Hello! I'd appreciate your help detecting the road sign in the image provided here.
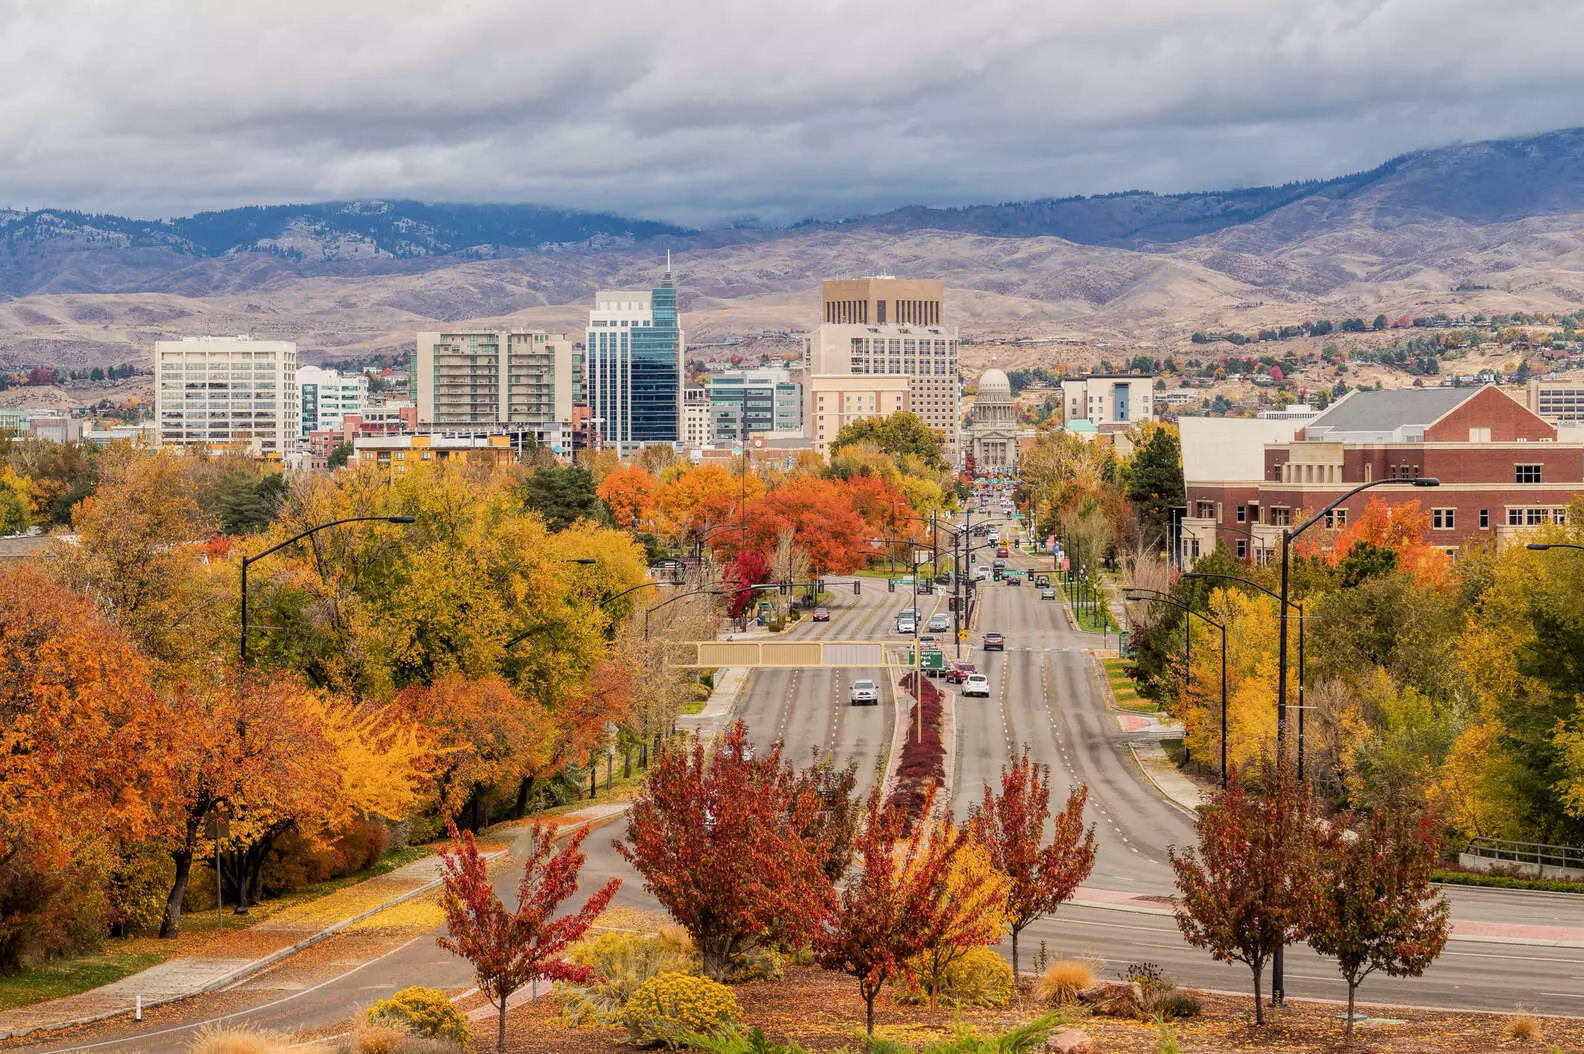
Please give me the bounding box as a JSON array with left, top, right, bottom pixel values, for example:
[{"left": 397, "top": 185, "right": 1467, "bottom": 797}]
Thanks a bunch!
[{"left": 958, "top": 629, "right": 968, "bottom": 641}]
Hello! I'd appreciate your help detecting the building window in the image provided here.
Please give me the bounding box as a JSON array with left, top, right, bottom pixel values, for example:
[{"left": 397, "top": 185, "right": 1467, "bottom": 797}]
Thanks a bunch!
[
  {"left": 1323, "top": 508, "right": 1348, "bottom": 528},
  {"left": 1516, "top": 464, "right": 1542, "bottom": 483},
  {"left": 1507, "top": 508, "right": 1524, "bottom": 527},
  {"left": 1236, "top": 539, "right": 1248, "bottom": 559},
  {"left": 1553, "top": 508, "right": 1569, "bottom": 524},
  {"left": 1236, "top": 505, "right": 1246, "bottom": 523},
  {"left": 1195, "top": 501, "right": 1215, "bottom": 518},
  {"left": 1271, "top": 507, "right": 1291, "bottom": 526},
  {"left": 1432, "top": 508, "right": 1455, "bottom": 530},
  {"left": 1479, "top": 508, "right": 1489, "bottom": 529}
]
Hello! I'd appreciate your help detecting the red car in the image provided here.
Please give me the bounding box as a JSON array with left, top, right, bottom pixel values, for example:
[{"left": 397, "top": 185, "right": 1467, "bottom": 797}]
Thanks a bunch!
[
  {"left": 946, "top": 662, "right": 978, "bottom": 684},
  {"left": 812, "top": 607, "right": 831, "bottom": 622},
  {"left": 995, "top": 546, "right": 1010, "bottom": 558}
]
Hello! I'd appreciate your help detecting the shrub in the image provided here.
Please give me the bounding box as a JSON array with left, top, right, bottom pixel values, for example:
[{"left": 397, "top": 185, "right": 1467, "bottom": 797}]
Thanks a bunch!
[
  {"left": 726, "top": 943, "right": 786, "bottom": 984},
  {"left": 622, "top": 971, "right": 742, "bottom": 1048},
  {"left": 263, "top": 820, "right": 390, "bottom": 895},
  {"left": 682, "top": 1027, "right": 814, "bottom": 1054},
  {"left": 353, "top": 1023, "right": 406, "bottom": 1054},
  {"left": 1507, "top": 1011, "right": 1542, "bottom": 1042},
  {"left": 898, "top": 947, "right": 1014, "bottom": 1008},
  {"left": 189, "top": 1025, "right": 295, "bottom": 1054},
  {"left": 1153, "top": 990, "right": 1202, "bottom": 1019},
  {"left": 1122, "top": 961, "right": 1171, "bottom": 1004},
  {"left": 365, "top": 986, "right": 472, "bottom": 1047},
  {"left": 1033, "top": 960, "right": 1094, "bottom": 1006},
  {"left": 558, "top": 930, "right": 697, "bottom": 1025}
]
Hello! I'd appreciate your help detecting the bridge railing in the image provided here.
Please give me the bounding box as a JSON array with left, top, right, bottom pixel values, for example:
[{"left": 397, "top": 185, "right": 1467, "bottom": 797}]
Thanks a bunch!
[{"left": 1464, "top": 836, "right": 1584, "bottom": 874}]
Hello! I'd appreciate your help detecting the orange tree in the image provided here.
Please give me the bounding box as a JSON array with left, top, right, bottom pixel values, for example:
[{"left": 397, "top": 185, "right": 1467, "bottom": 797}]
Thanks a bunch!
[
  {"left": 733, "top": 477, "right": 870, "bottom": 574},
  {"left": 973, "top": 751, "right": 1097, "bottom": 976},
  {"left": 617, "top": 721, "right": 834, "bottom": 980},
  {"left": 439, "top": 821, "right": 618, "bottom": 1053},
  {"left": 597, "top": 465, "right": 658, "bottom": 529}
]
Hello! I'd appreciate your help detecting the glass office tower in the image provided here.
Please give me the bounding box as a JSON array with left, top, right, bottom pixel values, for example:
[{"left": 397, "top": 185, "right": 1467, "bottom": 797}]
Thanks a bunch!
[{"left": 586, "top": 266, "right": 683, "bottom": 452}]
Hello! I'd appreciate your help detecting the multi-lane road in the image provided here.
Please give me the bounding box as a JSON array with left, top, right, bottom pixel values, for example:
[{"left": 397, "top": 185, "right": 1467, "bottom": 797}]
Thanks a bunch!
[{"left": 22, "top": 529, "right": 1584, "bottom": 1051}]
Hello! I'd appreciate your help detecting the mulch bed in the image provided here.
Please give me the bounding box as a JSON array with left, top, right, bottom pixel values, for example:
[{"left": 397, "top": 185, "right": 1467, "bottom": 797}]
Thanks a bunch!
[
  {"left": 888, "top": 672, "right": 946, "bottom": 823},
  {"left": 500, "top": 966, "right": 1584, "bottom": 1054}
]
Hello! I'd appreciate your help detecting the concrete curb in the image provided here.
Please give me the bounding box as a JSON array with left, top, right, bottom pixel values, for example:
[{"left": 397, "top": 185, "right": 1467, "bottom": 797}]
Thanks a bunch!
[
  {"left": 1126, "top": 742, "right": 1200, "bottom": 821},
  {"left": 0, "top": 812, "right": 627, "bottom": 1042},
  {"left": 879, "top": 655, "right": 909, "bottom": 804}
]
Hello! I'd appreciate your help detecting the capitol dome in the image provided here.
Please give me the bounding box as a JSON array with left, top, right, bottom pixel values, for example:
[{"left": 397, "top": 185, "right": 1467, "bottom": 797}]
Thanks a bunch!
[{"left": 977, "top": 368, "right": 1012, "bottom": 402}]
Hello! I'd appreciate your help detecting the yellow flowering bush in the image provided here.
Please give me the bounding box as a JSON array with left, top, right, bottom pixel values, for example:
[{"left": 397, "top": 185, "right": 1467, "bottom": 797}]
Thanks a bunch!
[
  {"left": 898, "top": 946, "right": 1014, "bottom": 1008},
  {"left": 621, "top": 971, "right": 742, "bottom": 1048},
  {"left": 366, "top": 986, "right": 472, "bottom": 1047},
  {"left": 557, "top": 930, "right": 697, "bottom": 1025}
]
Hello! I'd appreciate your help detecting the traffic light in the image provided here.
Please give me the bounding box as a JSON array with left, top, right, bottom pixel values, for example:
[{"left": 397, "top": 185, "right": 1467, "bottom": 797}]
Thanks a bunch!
[
  {"left": 779, "top": 578, "right": 790, "bottom": 596},
  {"left": 852, "top": 579, "right": 861, "bottom": 595},
  {"left": 888, "top": 578, "right": 896, "bottom": 593}
]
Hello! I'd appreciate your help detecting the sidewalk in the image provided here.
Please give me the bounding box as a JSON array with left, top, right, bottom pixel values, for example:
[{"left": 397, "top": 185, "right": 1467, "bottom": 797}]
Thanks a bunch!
[
  {"left": 677, "top": 667, "right": 747, "bottom": 746},
  {"left": 0, "top": 805, "right": 628, "bottom": 1041}
]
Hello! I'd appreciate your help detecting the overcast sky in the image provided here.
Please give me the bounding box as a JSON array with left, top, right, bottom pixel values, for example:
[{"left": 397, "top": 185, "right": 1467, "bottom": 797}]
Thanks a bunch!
[{"left": 4, "top": 0, "right": 1584, "bottom": 226}]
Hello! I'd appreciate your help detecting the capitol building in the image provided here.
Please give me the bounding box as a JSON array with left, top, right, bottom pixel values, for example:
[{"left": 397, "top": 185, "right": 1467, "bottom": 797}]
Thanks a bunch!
[{"left": 964, "top": 368, "right": 1029, "bottom": 473}]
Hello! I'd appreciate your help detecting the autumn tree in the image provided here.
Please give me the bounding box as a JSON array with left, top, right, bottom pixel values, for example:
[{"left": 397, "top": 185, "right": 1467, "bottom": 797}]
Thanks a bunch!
[
  {"left": 973, "top": 752, "right": 1097, "bottom": 975},
  {"left": 736, "top": 477, "right": 870, "bottom": 574},
  {"left": 818, "top": 789, "right": 972, "bottom": 1035},
  {"left": 618, "top": 721, "right": 834, "bottom": 980},
  {"left": 1327, "top": 497, "right": 1447, "bottom": 587},
  {"left": 829, "top": 411, "right": 947, "bottom": 471},
  {"left": 597, "top": 465, "right": 658, "bottom": 528},
  {"left": 438, "top": 822, "right": 619, "bottom": 1053},
  {"left": 1170, "top": 763, "right": 1321, "bottom": 1024},
  {"left": 1306, "top": 809, "right": 1450, "bottom": 1038},
  {"left": 910, "top": 821, "right": 1009, "bottom": 1010}
]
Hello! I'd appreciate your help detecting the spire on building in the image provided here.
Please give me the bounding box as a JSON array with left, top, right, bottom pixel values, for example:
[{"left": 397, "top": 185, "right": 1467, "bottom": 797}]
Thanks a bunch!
[{"left": 662, "top": 249, "right": 674, "bottom": 288}]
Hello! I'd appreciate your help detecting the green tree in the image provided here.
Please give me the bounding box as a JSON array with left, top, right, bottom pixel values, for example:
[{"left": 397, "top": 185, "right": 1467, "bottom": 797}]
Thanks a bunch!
[
  {"left": 1123, "top": 423, "right": 1184, "bottom": 548},
  {"left": 1336, "top": 540, "right": 1397, "bottom": 589},
  {"left": 520, "top": 465, "right": 607, "bottom": 531},
  {"left": 829, "top": 412, "right": 946, "bottom": 471},
  {"left": 327, "top": 442, "right": 354, "bottom": 470}
]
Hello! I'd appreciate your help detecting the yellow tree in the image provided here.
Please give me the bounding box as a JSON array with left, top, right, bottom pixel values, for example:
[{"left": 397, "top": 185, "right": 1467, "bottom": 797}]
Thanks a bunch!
[{"left": 906, "top": 821, "right": 1010, "bottom": 1010}]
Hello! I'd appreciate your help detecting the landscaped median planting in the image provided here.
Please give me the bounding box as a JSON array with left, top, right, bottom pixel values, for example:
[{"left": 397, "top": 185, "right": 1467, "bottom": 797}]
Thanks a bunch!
[{"left": 887, "top": 672, "right": 945, "bottom": 823}]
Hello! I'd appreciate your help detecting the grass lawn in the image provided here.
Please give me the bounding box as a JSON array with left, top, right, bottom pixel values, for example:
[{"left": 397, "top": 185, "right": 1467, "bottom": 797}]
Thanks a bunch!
[
  {"left": 1102, "top": 657, "right": 1159, "bottom": 713},
  {"left": 0, "top": 949, "right": 166, "bottom": 1012}
]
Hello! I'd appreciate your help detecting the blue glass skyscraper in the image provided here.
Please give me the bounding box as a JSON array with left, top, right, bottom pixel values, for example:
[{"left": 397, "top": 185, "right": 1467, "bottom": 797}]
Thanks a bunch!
[{"left": 586, "top": 261, "right": 684, "bottom": 452}]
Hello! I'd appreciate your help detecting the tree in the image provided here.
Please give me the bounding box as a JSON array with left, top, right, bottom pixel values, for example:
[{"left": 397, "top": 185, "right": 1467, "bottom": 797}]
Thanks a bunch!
[
  {"left": 737, "top": 477, "right": 870, "bottom": 574},
  {"left": 829, "top": 411, "right": 947, "bottom": 471},
  {"left": 1124, "top": 422, "right": 1185, "bottom": 549},
  {"left": 818, "top": 789, "right": 971, "bottom": 1034},
  {"left": 0, "top": 467, "right": 30, "bottom": 535},
  {"left": 973, "top": 752, "right": 1097, "bottom": 975},
  {"left": 596, "top": 465, "right": 658, "bottom": 528},
  {"left": 1306, "top": 810, "right": 1449, "bottom": 1038},
  {"left": 326, "top": 442, "right": 354, "bottom": 470},
  {"left": 617, "top": 721, "right": 834, "bottom": 980},
  {"left": 520, "top": 464, "right": 606, "bottom": 531},
  {"left": 1170, "top": 763, "right": 1320, "bottom": 1024},
  {"left": 438, "top": 821, "right": 619, "bottom": 1053},
  {"left": 910, "top": 822, "right": 1009, "bottom": 1010}
]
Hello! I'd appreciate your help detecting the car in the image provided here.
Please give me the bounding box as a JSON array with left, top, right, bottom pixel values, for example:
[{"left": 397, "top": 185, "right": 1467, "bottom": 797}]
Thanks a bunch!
[
  {"left": 1005, "top": 574, "right": 1022, "bottom": 586},
  {"left": 983, "top": 632, "right": 1005, "bottom": 651},
  {"left": 945, "top": 661, "right": 977, "bottom": 684},
  {"left": 916, "top": 580, "right": 934, "bottom": 595},
  {"left": 992, "top": 559, "right": 1006, "bottom": 571},
  {"left": 928, "top": 613, "right": 950, "bottom": 632},
  {"left": 1035, "top": 574, "right": 1050, "bottom": 587},
  {"left": 850, "top": 678, "right": 879, "bottom": 706},
  {"left": 899, "top": 607, "right": 921, "bottom": 621},
  {"left": 1040, "top": 587, "right": 1057, "bottom": 600},
  {"left": 961, "top": 674, "right": 991, "bottom": 698},
  {"left": 896, "top": 618, "right": 917, "bottom": 635},
  {"left": 996, "top": 546, "right": 1010, "bottom": 558},
  {"left": 919, "top": 633, "right": 938, "bottom": 644},
  {"left": 973, "top": 565, "right": 990, "bottom": 581},
  {"left": 812, "top": 607, "right": 830, "bottom": 622}
]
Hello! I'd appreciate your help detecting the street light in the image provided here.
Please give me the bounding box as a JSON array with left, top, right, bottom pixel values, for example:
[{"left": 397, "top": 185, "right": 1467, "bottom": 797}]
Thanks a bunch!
[
  {"left": 1269, "top": 474, "right": 1437, "bottom": 1005},
  {"left": 1527, "top": 542, "right": 1584, "bottom": 552},
  {"left": 1126, "top": 588, "right": 1228, "bottom": 788},
  {"left": 239, "top": 515, "right": 415, "bottom": 665}
]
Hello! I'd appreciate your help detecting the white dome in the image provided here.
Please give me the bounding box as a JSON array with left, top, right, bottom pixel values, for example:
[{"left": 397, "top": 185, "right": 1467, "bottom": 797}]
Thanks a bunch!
[{"left": 978, "top": 369, "right": 1012, "bottom": 401}]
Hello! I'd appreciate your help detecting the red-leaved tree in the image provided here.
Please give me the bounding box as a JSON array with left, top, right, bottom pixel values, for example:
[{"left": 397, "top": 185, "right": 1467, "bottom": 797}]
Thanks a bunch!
[
  {"left": 818, "top": 787, "right": 972, "bottom": 1035},
  {"left": 617, "top": 720, "right": 835, "bottom": 980},
  {"left": 973, "top": 750, "right": 1098, "bottom": 976},
  {"left": 1169, "top": 762, "right": 1320, "bottom": 1024},
  {"left": 437, "top": 821, "right": 619, "bottom": 1052},
  {"left": 1306, "top": 808, "right": 1450, "bottom": 1038}
]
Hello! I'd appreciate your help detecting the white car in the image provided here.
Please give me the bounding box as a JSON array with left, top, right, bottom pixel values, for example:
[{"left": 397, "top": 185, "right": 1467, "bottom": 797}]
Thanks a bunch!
[
  {"left": 850, "top": 678, "right": 879, "bottom": 706},
  {"left": 973, "top": 565, "right": 990, "bottom": 581},
  {"left": 896, "top": 618, "right": 917, "bottom": 635},
  {"left": 928, "top": 613, "right": 950, "bottom": 632},
  {"left": 961, "top": 673, "right": 991, "bottom": 698}
]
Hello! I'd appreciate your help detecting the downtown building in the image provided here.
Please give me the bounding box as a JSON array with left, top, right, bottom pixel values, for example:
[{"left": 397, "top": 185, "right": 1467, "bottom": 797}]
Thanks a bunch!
[
  {"left": 1178, "top": 385, "right": 1584, "bottom": 565},
  {"left": 154, "top": 336, "right": 299, "bottom": 457},
  {"left": 708, "top": 367, "right": 802, "bottom": 441},
  {"left": 297, "top": 365, "right": 368, "bottom": 436},
  {"left": 414, "top": 330, "right": 581, "bottom": 432},
  {"left": 803, "top": 277, "right": 959, "bottom": 457},
  {"left": 585, "top": 265, "right": 684, "bottom": 455},
  {"left": 1059, "top": 374, "right": 1156, "bottom": 433}
]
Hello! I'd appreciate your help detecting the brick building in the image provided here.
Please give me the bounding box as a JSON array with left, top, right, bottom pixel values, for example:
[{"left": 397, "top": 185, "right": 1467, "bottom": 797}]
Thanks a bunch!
[{"left": 1180, "top": 385, "right": 1584, "bottom": 564}]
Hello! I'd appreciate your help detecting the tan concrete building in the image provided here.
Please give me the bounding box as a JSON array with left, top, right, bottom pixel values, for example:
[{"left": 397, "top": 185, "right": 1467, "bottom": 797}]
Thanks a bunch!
[
  {"left": 821, "top": 277, "right": 943, "bottom": 326},
  {"left": 154, "top": 335, "right": 298, "bottom": 456},
  {"left": 353, "top": 433, "right": 515, "bottom": 476},
  {"left": 415, "top": 330, "right": 580, "bottom": 430},
  {"left": 1060, "top": 375, "right": 1156, "bottom": 432},
  {"left": 806, "top": 374, "right": 911, "bottom": 455}
]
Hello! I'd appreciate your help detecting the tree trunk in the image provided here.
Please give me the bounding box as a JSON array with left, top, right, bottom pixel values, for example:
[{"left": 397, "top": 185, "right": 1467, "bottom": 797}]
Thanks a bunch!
[
  {"left": 497, "top": 997, "right": 507, "bottom": 1053},
  {"left": 865, "top": 990, "right": 877, "bottom": 1036},
  {"left": 701, "top": 937, "right": 730, "bottom": 982},
  {"left": 1346, "top": 980, "right": 1357, "bottom": 1039},
  {"left": 1011, "top": 925, "right": 1021, "bottom": 981},
  {"left": 160, "top": 849, "right": 193, "bottom": 938},
  {"left": 1251, "top": 961, "right": 1264, "bottom": 1026},
  {"left": 514, "top": 777, "right": 534, "bottom": 819}
]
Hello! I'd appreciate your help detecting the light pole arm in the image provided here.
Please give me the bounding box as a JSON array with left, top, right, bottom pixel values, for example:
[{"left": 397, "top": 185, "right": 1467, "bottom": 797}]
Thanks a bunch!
[{"left": 1289, "top": 476, "right": 1439, "bottom": 539}]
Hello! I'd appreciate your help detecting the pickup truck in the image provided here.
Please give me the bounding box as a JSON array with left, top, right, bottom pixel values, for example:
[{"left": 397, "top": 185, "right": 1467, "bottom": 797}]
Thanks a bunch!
[{"left": 850, "top": 678, "right": 879, "bottom": 706}]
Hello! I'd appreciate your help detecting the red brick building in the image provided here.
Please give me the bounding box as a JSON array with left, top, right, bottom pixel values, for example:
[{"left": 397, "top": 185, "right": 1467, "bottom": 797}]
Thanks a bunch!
[{"left": 1180, "top": 386, "right": 1584, "bottom": 564}]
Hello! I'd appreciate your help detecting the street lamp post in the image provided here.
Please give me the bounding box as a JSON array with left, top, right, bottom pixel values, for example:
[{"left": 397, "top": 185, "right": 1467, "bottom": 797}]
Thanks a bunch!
[
  {"left": 1126, "top": 588, "right": 1228, "bottom": 788},
  {"left": 240, "top": 515, "right": 415, "bottom": 666},
  {"left": 1268, "top": 474, "right": 1437, "bottom": 1005},
  {"left": 1528, "top": 542, "right": 1584, "bottom": 553}
]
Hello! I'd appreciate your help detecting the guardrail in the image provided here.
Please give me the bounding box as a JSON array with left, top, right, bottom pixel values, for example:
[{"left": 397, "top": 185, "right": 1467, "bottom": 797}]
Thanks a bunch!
[{"left": 1464, "top": 836, "right": 1584, "bottom": 875}]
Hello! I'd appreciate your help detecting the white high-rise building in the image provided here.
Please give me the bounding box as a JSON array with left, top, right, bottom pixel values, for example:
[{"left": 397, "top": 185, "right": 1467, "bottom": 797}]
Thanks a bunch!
[
  {"left": 297, "top": 365, "right": 368, "bottom": 436},
  {"left": 154, "top": 336, "right": 298, "bottom": 456},
  {"left": 415, "top": 330, "right": 581, "bottom": 430},
  {"left": 586, "top": 264, "right": 684, "bottom": 455},
  {"left": 682, "top": 386, "right": 712, "bottom": 449}
]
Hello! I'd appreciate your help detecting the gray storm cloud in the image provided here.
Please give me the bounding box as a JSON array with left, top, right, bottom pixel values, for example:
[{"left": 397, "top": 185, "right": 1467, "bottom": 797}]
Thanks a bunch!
[{"left": 2, "top": 0, "right": 1583, "bottom": 224}]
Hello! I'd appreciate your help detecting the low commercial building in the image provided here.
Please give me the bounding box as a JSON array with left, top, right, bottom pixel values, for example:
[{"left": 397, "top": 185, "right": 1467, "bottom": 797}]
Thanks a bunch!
[
  {"left": 298, "top": 365, "right": 368, "bottom": 435},
  {"left": 1060, "top": 375, "right": 1155, "bottom": 432},
  {"left": 352, "top": 433, "right": 515, "bottom": 475},
  {"left": 1527, "top": 377, "right": 1584, "bottom": 423},
  {"left": 1181, "top": 385, "right": 1584, "bottom": 563},
  {"left": 708, "top": 367, "right": 802, "bottom": 440},
  {"left": 805, "top": 374, "right": 911, "bottom": 456}
]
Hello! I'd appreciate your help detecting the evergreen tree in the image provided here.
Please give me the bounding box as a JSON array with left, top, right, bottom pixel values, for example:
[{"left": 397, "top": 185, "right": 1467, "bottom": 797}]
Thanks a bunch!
[{"left": 1124, "top": 425, "right": 1185, "bottom": 548}]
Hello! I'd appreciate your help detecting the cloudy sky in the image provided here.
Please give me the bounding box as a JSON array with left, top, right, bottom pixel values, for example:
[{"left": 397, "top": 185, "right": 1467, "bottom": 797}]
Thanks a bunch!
[{"left": 4, "top": 0, "right": 1584, "bottom": 226}]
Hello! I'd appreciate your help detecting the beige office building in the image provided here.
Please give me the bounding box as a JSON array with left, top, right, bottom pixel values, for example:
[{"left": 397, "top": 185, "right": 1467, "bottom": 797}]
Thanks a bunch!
[
  {"left": 415, "top": 330, "right": 580, "bottom": 430},
  {"left": 1060, "top": 375, "right": 1156, "bottom": 431},
  {"left": 805, "top": 278, "right": 959, "bottom": 457},
  {"left": 154, "top": 335, "right": 298, "bottom": 456},
  {"left": 806, "top": 374, "right": 911, "bottom": 455}
]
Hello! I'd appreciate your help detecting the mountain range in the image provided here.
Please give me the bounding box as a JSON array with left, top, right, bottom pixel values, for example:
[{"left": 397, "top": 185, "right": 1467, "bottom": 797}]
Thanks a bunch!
[{"left": 5, "top": 127, "right": 1584, "bottom": 376}]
